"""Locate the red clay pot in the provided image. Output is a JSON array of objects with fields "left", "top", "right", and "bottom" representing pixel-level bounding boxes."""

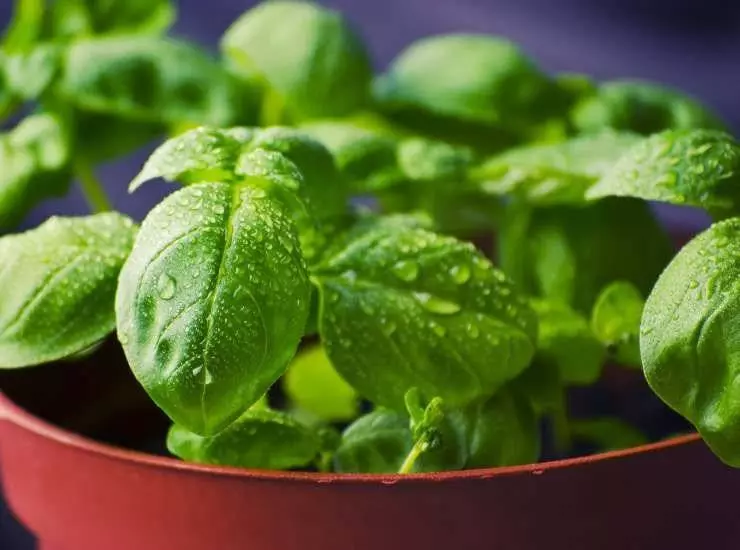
[{"left": 1, "top": 390, "right": 740, "bottom": 550}]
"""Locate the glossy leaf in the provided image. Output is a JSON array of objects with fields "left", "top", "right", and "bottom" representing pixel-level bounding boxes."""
[
  {"left": 396, "top": 138, "right": 473, "bottom": 183},
  {"left": 591, "top": 281, "right": 644, "bottom": 368},
  {"left": 333, "top": 409, "right": 412, "bottom": 473},
  {"left": 314, "top": 220, "right": 537, "bottom": 411},
  {"left": 471, "top": 131, "right": 641, "bottom": 205},
  {"left": 0, "top": 112, "right": 72, "bottom": 229},
  {"left": 284, "top": 345, "right": 359, "bottom": 423},
  {"left": 587, "top": 130, "right": 740, "bottom": 216},
  {"left": 56, "top": 36, "right": 255, "bottom": 127},
  {"left": 222, "top": 0, "right": 372, "bottom": 122},
  {"left": 375, "top": 34, "right": 562, "bottom": 130},
  {"left": 501, "top": 198, "right": 673, "bottom": 313},
  {"left": 116, "top": 183, "right": 311, "bottom": 435},
  {"left": 641, "top": 218, "right": 740, "bottom": 466},
  {"left": 407, "top": 393, "right": 469, "bottom": 473},
  {"left": 531, "top": 299, "right": 605, "bottom": 385},
  {"left": 467, "top": 388, "right": 540, "bottom": 467},
  {"left": 167, "top": 407, "right": 323, "bottom": 470},
  {"left": 0, "top": 213, "right": 137, "bottom": 368},
  {"left": 572, "top": 80, "right": 725, "bottom": 135}
]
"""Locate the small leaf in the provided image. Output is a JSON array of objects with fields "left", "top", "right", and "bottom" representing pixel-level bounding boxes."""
[
  {"left": 571, "top": 80, "right": 725, "bottom": 135},
  {"left": 116, "top": 183, "right": 311, "bottom": 435},
  {"left": 467, "top": 388, "right": 540, "bottom": 467},
  {"left": 284, "top": 345, "right": 359, "bottom": 423},
  {"left": 57, "top": 36, "right": 256, "bottom": 127},
  {"left": 471, "top": 131, "right": 641, "bottom": 205},
  {"left": 591, "top": 281, "right": 644, "bottom": 368},
  {"left": 0, "top": 112, "right": 73, "bottom": 229},
  {"left": 410, "top": 395, "right": 469, "bottom": 473},
  {"left": 396, "top": 138, "right": 473, "bottom": 182},
  {"left": 587, "top": 130, "right": 740, "bottom": 216},
  {"left": 2, "top": 45, "right": 62, "bottom": 101},
  {"left": 167, "top": 407, "right": 323, "bottom": 470},
  {"left": 314, "top": 219, "right": 537, "bottom": 411},
  {"left": 641, "top": 218, "right": 740, "bottom": 466},
  {"left": 0, "top": 213, "right": 137, "bottom": 368},
  {"left": 333, "top": 408, "right": 412, "bottom": 473},
  {"left": 222, "top": 0, "right": 372, "bottom": 122},
  {"left": 531, "top": 299, "right": 605, "bottom": 385},
  {"left": 570, "top": 417, "right": 648, "bottom": 452}
]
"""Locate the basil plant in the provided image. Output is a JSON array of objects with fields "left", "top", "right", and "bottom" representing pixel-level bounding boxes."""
[{"left": 0, "top": 0, "right": 737, "bottom": 474}]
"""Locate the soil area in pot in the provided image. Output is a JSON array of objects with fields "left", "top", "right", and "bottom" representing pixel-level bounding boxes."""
[{"left": 0, "top": 338, "right": 692, "bottom": 464}]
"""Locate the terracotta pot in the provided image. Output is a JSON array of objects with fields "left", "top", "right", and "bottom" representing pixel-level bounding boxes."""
[{"left": 1, "top": 380, "right": 740, "bottom": 550}]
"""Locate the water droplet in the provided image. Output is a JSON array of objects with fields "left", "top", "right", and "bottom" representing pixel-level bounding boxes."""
[
  {"left": 381, "top": 320, "right": 397, "bottom": 336},
  {"left": 466, "top": 324, "right": 480, "bottom": 338},
  {"left": 413, "top": 292, "right": 461, "bottom": 315},
  {"left": 157, "top": 273, "right": 176, "bottom": 300},
  {"left": 192, "top": 366, "right": 202, "bottom": 377},
  {"left": 449, "top": 265, "right": 471, "bottom": 284},
  {"left": 688, "top": 279, "right": 699, "bottom": 289},
  {"left": 204, "top": 369, "right": 214, "bottom": 384},
  {"left": 430, "top": 322, "right": 446, "bottom": 337},
  {"left": 391, "top": 260, "right": 419, "bottom": 282}
]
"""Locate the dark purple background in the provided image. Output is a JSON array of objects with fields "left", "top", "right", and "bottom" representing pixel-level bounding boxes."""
[{"left": 2, "top": 1, "right": 740, "bottom": 547}]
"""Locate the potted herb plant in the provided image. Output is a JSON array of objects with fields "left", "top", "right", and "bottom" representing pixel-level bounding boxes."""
[{"left": 1, "top": 1, "right": 739, "bottom": 549}]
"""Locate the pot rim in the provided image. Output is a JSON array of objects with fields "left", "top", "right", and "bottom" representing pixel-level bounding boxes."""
[{"left": 0, "top": 390, "right": 700, "bottom": 485}]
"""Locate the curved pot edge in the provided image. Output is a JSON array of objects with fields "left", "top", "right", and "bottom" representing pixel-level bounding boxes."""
[{"left": 0, "top": 390, "right": 706, "bottom": 484}]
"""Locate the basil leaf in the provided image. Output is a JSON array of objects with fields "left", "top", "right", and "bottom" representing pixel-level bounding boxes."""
[
  {"left": 299, "top": 121, "right": 404, "bottom": 192},
  {"left": 572, "top": 80, "right": 725, "bottom": 135},
  {"left": 501, "top": 198, "right": 673, "bottom": 313},
  {"left": 641, "top": 218, "right": 740, "bottom": 466},
  {"left": 587, "top": 130, "right": 740, "bottom": 217},
  {"left": 570, "top": 417, "right": 647, "bottom": 453},
  {"left": 397, "top": 138, "right": 473, "bottom": 183},
  {"left": 0, "top": 213, "right": 136, "bottom": 368},
  {"left": 284, "top": 345, "right": 359, "bottom": 423},
  {"left": 2, "top": 0, "right": 45, "bottom": 53},
  {"left": 56, "top": 36, "right": 256, "bottom": 127},
  {"left": 333, "top": 408, "right": 412, "bottom": 473},
  {"left": 591, "top": 281, "right": 644, "bottom": 368},
  {"left": 222, "top": 0, "right": 372, "bottom": 122},
  {"left": 48, "top": 0, "right": 175, "bottom": 40},
  {"left": 471, "top": 131, "right": 641, "bottom": 205},
  {"left": 116, "top": 183, "right": 311, "bottom": 435},
  {"left": 409, "top": 394, "right": 469, "bottom": 473},
  {"left": 0, "top": 112, "right": 72, "bottom": 230},
  {"left": 314, "top": 220, "right": 537, "bottom": 411},
  {"left": 531, "top": 299, "right": 605, "bottom": 385},
  {"left": 467, "top": 388, "right": 540, "bottom": 467},
  {"left": 510, "top": 360, "right": 563, "bottom": 417},
  {"left": 167, "top": 408, "right": 323, "bottom": 470},
  {"left": 2, "top": 45, "right": 62, "bottom": 101}
]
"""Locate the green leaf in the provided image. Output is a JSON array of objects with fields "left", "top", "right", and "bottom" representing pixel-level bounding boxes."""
[
  {"left": 313, "top": 219, "right": 537, "bottom": 411},
  {"left": 56, "top": 36, "right": 256, "bottom": 127},
  {"left": 640, "top": 218, "right": 740, "bottom": 467},
  {"left": 531, "top": 299, "right": 606, "bottom": 385},
  {"left": 222, "top": 0, "right": 372, "bottom": 122},
  {"left": 1, "top": 45, "right": 62, "bottom": 101},
  {"left": 396, "top": 138, "right": 473, "bottom": 183},
  {"left": 587, "top": 130, "right": 740, "bottom": 216},
  {"left": 406, "top": 393, "right": 469, "bottom": 473},
  {"left": 333, "top": 408, "right": 412, "bottom": 473},
  {"left": 167, "top": 407, "right": 324, "bottom": 470},
  {"left": 375, "top": 34, "right": 562, "bottom": 131},
  {"left": 48, "top": 0, "right": 175, "bottom": 40},
  {"left": 284, "top": 345, "right": 359, "bottom": 423},
  {"left": 116, "top": 183, "right": 311, "bottom": 435},
  {"left": 510, "top": 359, "right": 563, "bottom": 417},
  {"left": 570, "top": 417, "right": 648, "bottom": 452},
  {"left": 471, "top": 131, "right": 641, "bottom": 205},
  {"left": 0, "top": 112, "right": 73, "bottom": 230},
  {"left": 466, "top": 388, "right": 540, "bottom": 467},
  {"left": 0, "top": 213, "right": 137, "bottom": 368},
  {"left": 70, "top": 110, "right": 163, "bottom": 164},
  {"left": 501, "top": 198, "right": 673, "bottom": 313},
  {"left": 2, "top": 0, "right": 45, "bottom": 52},
  {"left": 591, "top": 281, "right": 644, "bottom": 368},
  {"left": 299, "top": 121, "right": 404, "bottom": 192},
  {"left": 572, "top": 80, "right": 726, "bottom": 135}
]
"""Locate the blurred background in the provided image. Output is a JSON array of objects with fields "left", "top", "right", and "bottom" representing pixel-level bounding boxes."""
[{"left": 1, "top": 0, "right": 739, "bottom": 547}]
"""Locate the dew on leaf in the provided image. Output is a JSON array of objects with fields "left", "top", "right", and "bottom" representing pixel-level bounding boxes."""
[
  {"left": 449, "top": 264, "right": 471, "bottom": 284},
  {"left": 413, "top": 292, "right": 461, "bottom": 315},
  {"left": 157, "top": 273, "right": 176, "bottom": 300},
  {"left": 391, "top": 260, "right": 419, "bottom": 282}
]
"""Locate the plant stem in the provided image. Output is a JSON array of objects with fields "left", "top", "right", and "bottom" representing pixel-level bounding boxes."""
[
  {"left": 76, "top": 161, "right": 112, "bottom": 213},
  {"left": 397, "top": 439, "right": 427, "bottom": 474}
]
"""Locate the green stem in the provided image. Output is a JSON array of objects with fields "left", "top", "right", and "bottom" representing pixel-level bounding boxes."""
[
  {"left": 398, "top": 439, "right": 427, "bottom": 474},
  {"left": 75, "top": 161, "right": 112, "bottom": 213}
]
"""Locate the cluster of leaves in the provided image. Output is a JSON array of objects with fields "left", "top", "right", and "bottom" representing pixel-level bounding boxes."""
[{"left": 0, "top": 0, "right": 737, "bottom": 473}]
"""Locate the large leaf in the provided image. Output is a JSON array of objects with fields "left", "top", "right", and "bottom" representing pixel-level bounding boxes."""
[
  {"left": 313, "top": 219, "right": 537, "bottom": 410},
  {"left": 587, "top": 130, "right": 740, "bottom": 217},
  {"left": 0, "top": 213, "right": 137, "bottom": 368},
  {"left": 591, "top": 281, "right": 644, "bottom": 368},
  {"left": 116, "top": 183, "right": 311, "bottom": 435},
  {"left": 641, "top": 218, "right": 740, "bottom": 466},
  {"left": 222, "top": 0, "right": 372, "bottom": 122}
]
